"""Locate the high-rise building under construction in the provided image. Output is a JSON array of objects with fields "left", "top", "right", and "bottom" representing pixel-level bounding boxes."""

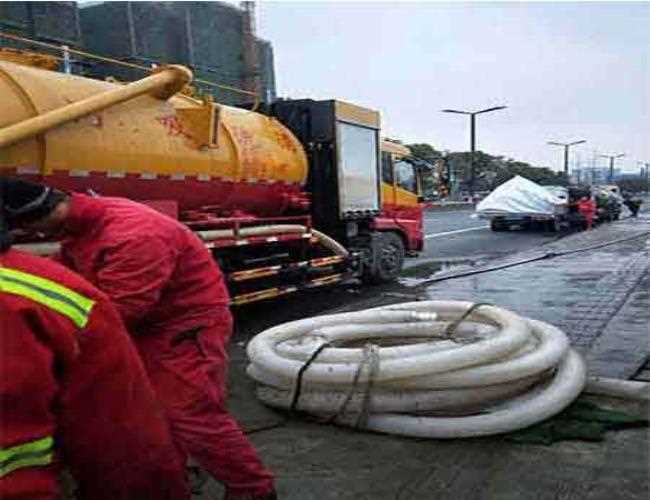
[{"left": 0, "top": 1, "right": 276, "bottom": 105}]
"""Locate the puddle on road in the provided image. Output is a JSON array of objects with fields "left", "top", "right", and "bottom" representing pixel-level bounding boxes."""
[{"left": 399, "top": 258, "right": 478, "bottom": 286}]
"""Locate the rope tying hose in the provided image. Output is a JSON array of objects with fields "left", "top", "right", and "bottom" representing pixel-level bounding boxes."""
[
  {"left": 290, "top": 340, "right": 381, "bottom": 429},
  {"left": 443, "top": 302, "right": 492, "bottom": 338},
  {"left": 356, "top": 344, "right": 380, "bottom": 429},
  {"left": 325, "top": 343, "right": 373, "bottom": 426},
  {"left": 289, "top": 342, "right": 331, "bottom": 415}
]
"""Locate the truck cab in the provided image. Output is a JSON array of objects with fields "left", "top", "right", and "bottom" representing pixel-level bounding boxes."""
[
  {"left": 269, "top": 100, "right": 426, "bottom": 283},
  {"left": 377, "top": 139, "right": 426, "bottom": 253}
]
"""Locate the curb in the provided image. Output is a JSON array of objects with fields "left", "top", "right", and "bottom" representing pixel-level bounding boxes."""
[{"left": 425, "top": 202, "right": 475, "bottom": 212}]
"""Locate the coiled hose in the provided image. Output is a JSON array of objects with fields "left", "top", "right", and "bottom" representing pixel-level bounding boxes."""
[{"left": 247, "top": 301, "right": 588, "bottom": 438}]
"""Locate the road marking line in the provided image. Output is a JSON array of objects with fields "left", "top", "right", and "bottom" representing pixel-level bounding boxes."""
[{"left": 425, "top": 226, "right": 489, "bottom": 239}]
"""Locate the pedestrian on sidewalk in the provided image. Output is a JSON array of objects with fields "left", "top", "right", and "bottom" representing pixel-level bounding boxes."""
[
  {"left": 623, "top": 193, "right": 642, "bottom": 217},
  {"left": 0, "top": 187, "right": 189, "bottom": 499},
  {"left": 577, "top": 196, "right": 597, "bottom": 230},
  {"left": 2, "top": 178, "right": 276, "bottom": 500}
]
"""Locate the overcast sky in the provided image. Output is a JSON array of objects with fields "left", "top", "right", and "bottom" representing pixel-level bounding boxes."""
[{"left": 257, "top": 1, "right": 649, "bottom": 173}]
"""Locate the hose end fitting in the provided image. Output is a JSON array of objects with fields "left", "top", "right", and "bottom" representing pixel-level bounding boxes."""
[{"left": 414, "top": 312, "right": 438, "bottom": 322}]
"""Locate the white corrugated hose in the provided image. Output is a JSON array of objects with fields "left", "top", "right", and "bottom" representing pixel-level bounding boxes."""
[{"left": 246, "top": 301, "right": 590, "bottom": 438}]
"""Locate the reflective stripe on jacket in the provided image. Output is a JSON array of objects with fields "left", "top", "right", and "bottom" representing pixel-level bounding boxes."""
[
  {"left": 0, "top": 265, "right": 94, "bottom": 481},
  {"left": 0, "top": 267, "right": 94, "bottom": 328},
  {"left": 0, "top": 436, "right": 54, "bottom": 478}
]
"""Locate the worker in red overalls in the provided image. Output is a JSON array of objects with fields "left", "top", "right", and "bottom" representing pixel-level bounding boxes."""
[
  {"left": 0, "top": 186, "right": 188, "bottom": 499},
  {"left": 2, "top": 178, "right": 276, "bottom": 500},
  {"left": 577, "top": 196, "right": 597, "bottom": 230}
]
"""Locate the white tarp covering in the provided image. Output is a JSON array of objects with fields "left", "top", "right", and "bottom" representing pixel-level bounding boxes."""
[
  {"left": 476, "top": 176, "right": 567, "bottom": 217},
  {"left": 543, "top": 186, "right": 569, "bottom": 201}
]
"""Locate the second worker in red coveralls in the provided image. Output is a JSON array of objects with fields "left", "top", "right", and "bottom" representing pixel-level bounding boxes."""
[{"left": 3, "top": 178, "right": 276, "bottom": 500}]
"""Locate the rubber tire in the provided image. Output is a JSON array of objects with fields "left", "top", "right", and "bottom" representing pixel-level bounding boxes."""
[
  {"left": 548, "top": 219, "right": 561, "bottom": 233},
  {"left": 491, "top": 220, "right": 505, "bottom": 232},
  {"left": 365, "top": 232, "right": 405, "bottom": 284}
]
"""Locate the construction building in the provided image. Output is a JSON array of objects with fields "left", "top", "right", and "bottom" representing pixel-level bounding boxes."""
[
  {"left": 0, "top": 1, "right": 81, "bottom": 46},
  {"left": 0, "top": 1, "right": 276, "bottom": 105}
]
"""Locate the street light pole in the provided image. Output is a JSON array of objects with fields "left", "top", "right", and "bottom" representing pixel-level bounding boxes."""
[
  {"left": 599, "top": 153, "right": 625, "bottom": 182},
  {"left": 547, "top": 140, "right": 586, "bottom": 179},
  {"left": 564, "top": 146, "right": 569, "bottom": 177},
  {"left": 640, "top": 161, "right": 650, "bottom": 194},
  {"left": 469, "top": 113, "right": 476, "bottom": 196},
  {"left": 442, "top": 105, "right": 507, "bottom": 196},
  {"left": 608, "top": 157, "right": 614, "bottom": 181}
]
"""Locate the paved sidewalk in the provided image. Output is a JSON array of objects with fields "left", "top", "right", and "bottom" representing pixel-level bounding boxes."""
[
  {"left": 197, "top": 216, "right": 650, "bottom": 500},
  {"left": 418, "top": 216, "right": 650, "bottom": 378}
]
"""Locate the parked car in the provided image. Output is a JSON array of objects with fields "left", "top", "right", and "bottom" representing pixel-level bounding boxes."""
[{"left": 477, "top": 176, "right": 569, "bottom": 233}]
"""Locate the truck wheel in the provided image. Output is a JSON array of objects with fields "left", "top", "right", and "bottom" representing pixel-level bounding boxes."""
[
  {"left": 548, "top": 219, "right": 561, "bottom": 232},
  {"left": 364, "top": 232, "right": 405, "bottom": 284}
]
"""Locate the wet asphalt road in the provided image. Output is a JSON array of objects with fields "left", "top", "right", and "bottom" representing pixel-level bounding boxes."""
[
  {"left": 234, "top": 208, "right": 569, "bottom": 338},
  {"left": 420, "top": 209, "right": 563, "bottom": 261}
]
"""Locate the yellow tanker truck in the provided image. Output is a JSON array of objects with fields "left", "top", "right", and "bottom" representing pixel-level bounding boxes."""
[{"left": 0, "top": 47, "right": 428, "bottom": 305}]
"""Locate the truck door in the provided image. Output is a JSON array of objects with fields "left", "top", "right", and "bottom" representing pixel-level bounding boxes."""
[
  {"left": 378, "top": 150, "right": 424, "bottom": 252},
  {"left": 394, "top": 159, "right": 424, "bottom": 250}
]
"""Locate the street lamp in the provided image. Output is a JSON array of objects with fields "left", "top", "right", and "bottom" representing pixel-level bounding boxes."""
[
  {"left": 441, "top": 105, "right": 507, "bottom": 196},
  {"left": 547, "top": 140, "right": 586, "bottom": 178},
  {"left": 638, "top": 161, "right": 650, "bottom": 194},
  {"left": 599, "top": 153, "right": 625, "bottom": 182}
]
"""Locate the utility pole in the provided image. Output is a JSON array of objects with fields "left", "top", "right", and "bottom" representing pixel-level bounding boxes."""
[
  {"left": 600, "top": 153, "right": 625, "bottom": 183},
  {"left": 547, "top": 140, "right": 586, "bottom": 179},
  {"left": 640, "top": 161, "right": 650, "bottom": 194},
  {"left": 444, "top": 151, "right": 453, "bottom": 198},
  {"left": 441, "top": 106, "right": 507, "bottom": 196}
]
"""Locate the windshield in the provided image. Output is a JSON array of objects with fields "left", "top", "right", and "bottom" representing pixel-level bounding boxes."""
[{"left": 394, "top": 159, "right": 417, "bottom": 193}]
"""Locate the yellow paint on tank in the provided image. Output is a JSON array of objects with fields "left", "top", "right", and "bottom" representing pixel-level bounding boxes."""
[
  {"left": 0, "top": 61, "right": 308, "bottom": 185},
  {"left": 0, "top": 48, "right": 59, "bottom": 70}
]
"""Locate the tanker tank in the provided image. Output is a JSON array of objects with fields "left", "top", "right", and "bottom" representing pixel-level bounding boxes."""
[{"left": 0, "top": 59, "right": 309, "bottom": 217}]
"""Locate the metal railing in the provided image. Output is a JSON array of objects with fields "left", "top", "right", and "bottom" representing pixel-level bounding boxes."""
[{"left": 0, "top": 31, "right": 260, "bottom": 110}]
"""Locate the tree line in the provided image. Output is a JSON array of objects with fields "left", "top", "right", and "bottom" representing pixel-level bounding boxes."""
[
  {"left": 407, "top": 143, "right": 568, "bottom": 195},
  {"left": 407, "top": 143, "right": 650, "bottom": 196}
]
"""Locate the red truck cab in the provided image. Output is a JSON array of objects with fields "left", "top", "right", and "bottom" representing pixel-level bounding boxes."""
[{"left": 376, "top": 140, "right": 426, "bottom": 254}]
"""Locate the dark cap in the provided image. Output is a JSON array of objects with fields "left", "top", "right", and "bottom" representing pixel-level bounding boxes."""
[{"left": 0, "top": 177, "right": 66, "bottom": 229}]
